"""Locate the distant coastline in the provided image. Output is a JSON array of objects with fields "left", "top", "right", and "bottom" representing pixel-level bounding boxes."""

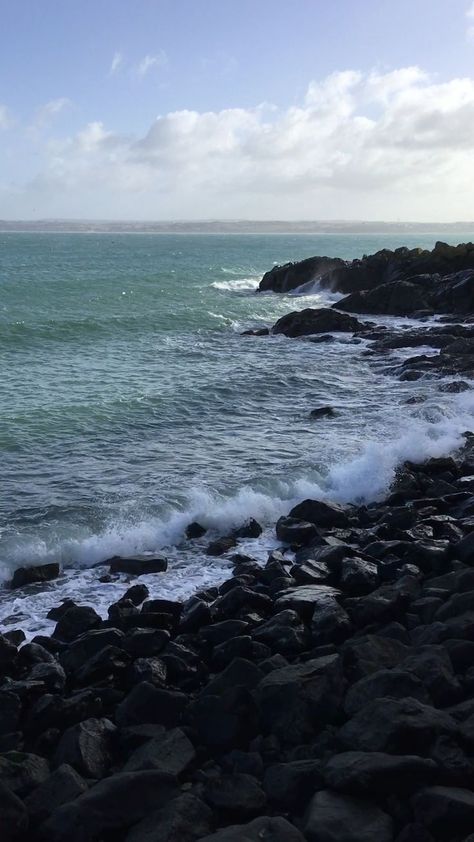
[{"left": 2, "top": 218, "right": 474, "bottom": 234}]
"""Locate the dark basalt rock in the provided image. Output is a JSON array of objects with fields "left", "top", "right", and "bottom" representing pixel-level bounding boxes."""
[
  {"left": 186, "top": 521, "right": 207, "bottom": 539},
  {"left": 324, "top": 751, "right": 437, "bottom": 795},
  {"left": 310, "top": 406, "right": 336, "bottom": 419},
  {"left": 108, "top": 554, "right": 168, "bottom": 575},
  {"left": 53, "top": 717, "right": 116, "bottom": 779},
  {"left": 289, "top": 498, "right": 350, "bottom": 528},
  {"left": 24, "top": 763, "right": 88, "bottom": 823},
  {"left": 121, "top": 584, "right": 150, "bottom": 605},
  {"left": 123, "top": 727, "right": 195, "bottom": 776},
  {"left": 53, "top": 605, "right": 102, "bottom": 642},
  {"left": 10, "top": 562, "right": 60, "bottom": 590},
  {"left": 124, "top": 792, "right": 213, "bottom": 842},
  {"left": 198, "top": 816, "right": 306, "bottom": 841},
  {"left": 259, "top": 255, "right": 345, "bottom": 294},
  {"left": 412, "top": 786, "right": 474, "bottom": 837},
  {"left": 272, "top": 307, "right": 365, "bottom": 337},
  {"left": 203, "top": 772, "right": 266, "bottom": 819},
  {"left": 206, "top": 536, "right": 237, "bottom": 556},
  {"left": 233, "top": 518, "right": 263, "bottom": 539},
  {"left": 0, "top": 752, "right": 50, "bottom": 797},
  {"left": 116, "top": 683, "right": 187, "bottom": 728},
  {"left": 344, "top": 669, "right": 431, "bottom": 715},
  {"left": 0, "top": 780, "right": 28, "bottom": 839},
  {"left": 264, "top": 759, "right": 323, "bottom": 808},
  {"left": 304, "top": 788, "right": 394, "bottom": 842},
  {"left": 275, "top": 516, "right": 319, "bottom": 546}
]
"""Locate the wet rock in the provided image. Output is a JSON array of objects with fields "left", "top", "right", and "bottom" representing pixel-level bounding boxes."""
[
  {"left": 127, "top": 656, "right": 167, "bottom": 688},
  {"left": 0, "top": 692, "right": 21, "bottom": 737},
  {"left": 311, "top": 594, "right": 353, "bottom": 644},
  {"left": 60, "top": 627, "right": 125, "bottom": 672},
  {"left": 124, "top": 792, "right": 213, "bottom": 842},
  {"left": 179, "top": 597, "right": 212, "bottom": 632},
  {"left": 233, "top": 519, "right": 263, "bottom": 539},
  {"left": 310, "top": 406, "right": 336, "bottom": 419},
  {"left": 10, "top": 562, "right": 60, "bottom": 589},
  {"left": 339, "top": 557, "right": 379, "bottom": 595},
  {"left": 342, "top": 634, "right": 411, "bottom": 680},
  {"left": 108, "top": 555, "right": 168, "bottom": 575},
  {"left": 41, "top": 770, "right": 178, "bottom": 842},
  {"left": 73, "top": 644, "right": 131, "bottom": 686},
  {"left": 252, "top": 610, "right": 308, "bottom": 657},
  {"left": 204, "top": 772, "right": 266, "bottom": 818},
  {"left": 192, "top": 687, "right": 259, "bottom": 751},
  {"left": 200, "top": 658, "right": 263, "bottom": 698},
  {"left": 276, "top": 584, "right": 341, "bottom": 622},
  {"left": 124, "top": 727, "right": 195, "bottom": 776},
  {"left": 289, "top": 498, "right": 350, "bottom": 528},
  {"left": 339, "top": 697, "right": 457, "bottom": 754},
  {"left": 198, "top": 816, "right": 306, "bottom": 841},
  {"left": 24, "top": 763, "right": 88, "bottom": 822},
  {"left": 53, "top": 605, "right": 102, "bottom": 642},
  {"left": 254, "top": 654, "right": 344, "bottom": 744},
  {"left": 324, "top": 751, "right": 437, "bottom": 795},
  {"left": 122, "top": 629, "right": 170, "bottom": 657},
  {"left": 259, "top": 255, "right": 345, "bottom": 294},
  {"left": 47, "top": 599, "right": 77, "bottom": 620},
  {"left": 272, "top": 307, "right": 364, "bottom": 337},
  {"left": 29, "top": 660, "right": 67, "bottom": 692},
  {"left": 199, "top": 619, "right": 249, "bottom": 646},
  {"left": 186, "top": 521, "right": 207, "bottom": 539},
  {"left": 304, "top": 789, "right": 393, "bottom": 842},
  {"left": 264, "top": 759, "right": 323, "bottom": 809},
  {"left": 108, "top": 599, "right": 140, "bottom": 622},
  {"left": 455, "top": 531, "right": 474, "bottom": 564},
  {"left": 121, "top": 584, "right": 150, "bottom": 605},
  {"left": 206, "top": 536, "right": 237, "bottom": 556},
  {"left": 412, "top": 786, "right": 474, "bottom": 837},
  {"left": 0, "top": 634, "right": 19, "bottom": 669},
  {"left": 276, "top": 516, "right": 319, "bottom": 546},
  {"left": 211, "top": 636, "right": 270, "bottom": 670}
]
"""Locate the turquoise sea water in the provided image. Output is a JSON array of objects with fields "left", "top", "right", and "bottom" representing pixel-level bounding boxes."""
[{"left": 2, "top": 232, "right": 474, "bottom": 633}]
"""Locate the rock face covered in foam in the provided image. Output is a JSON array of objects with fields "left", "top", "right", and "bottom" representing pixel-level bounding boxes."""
[{"left": 259, "top": 241, "right": 474, "bottom": 317}]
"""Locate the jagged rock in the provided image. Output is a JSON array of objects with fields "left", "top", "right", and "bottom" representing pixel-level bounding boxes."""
[
  {"left": 339, "top": 557, "right": 379, "bottom": 595},
  {"left": 179, "top": 597, "right": 212, "bottom": 632},
  {"left": 0, "top": 692, "right": 21, "bottom": 736},
  {"left": 339, "top": 697, "right": 457, "bottom": 754},
  {"left": 191, "top": 688, "right": 259, "bottom": 751},
  {"left": 60, "top": 628, "right": 125, "bottom": 672},
  {"left": 53, "top": 605, "right": 102, "bottom": 642},
  {"left": 197, "top": 816, "right": 306, "bottom": 841},
  {"left": 24, "top": 763, "right": 88, "bottom": 822},
  {"left": 233, "top": 519, "right": 263, "bottom": 539},
  {"left": 10, "top": 563, "right": 60, "bottom": 589},
  {"left": 324, "top": 751, "right": 437, "bottom": 795},
  {"left": 116, "top": 683, "right": 187, "bottom": 728},
  {"left": 275, "top": 585, "right": 341, "bottom": 622},
  {"left": 264, "top": 760, "right": 323, "bottom": 808},
  {"left": 200, "top": 658, "right": 263, "bottom": 698},
  {"left": 342, "top": 634, "right": 411, "bottom": 679},
  {"left": 121, "top": 584, "right": 150, "bottom": 605},
  {"left": 259, "top": 255, "right": 345, "bottom": 293},
  {"left": 29, "top": 660, "right": 66, "bottom": 692},
  {"left": 254, "top": 654, "right": 344, "bottom": 744},
  {"left": 252, "top": 610, "right": 308, "bottom": 656},
  {"left": 124, "top": 793, "right": 213, "bottom": 842},
  {"left": 41, "top": 770, "right": 178, "bottom": 842},
  {"left": 0, "top": 634, "right": 19, "bottom": 668},
  {"left": 311, "top": 594, "right": 353, "bottom": 644},
  {"left": 122, "top": 629, "right": 170, "bottom": 657},
  {"left": 53, "top": 717, "right": 116, "bottom": 779},
  {"left": 344, "top": 669, "right": 431, "bottom": 715},
  {"left": 123, "top": 727, "right": 195, "bottom": 776},
  {"left": 73, "top": 645, "right": 131, "bottom": 686},
  {"left": 186, "top": 522, "right": 207, "bottom": 539},
  {"left": 206, "top": 537, "right": 237, "bottom": 556},
  {"left": 47, "top": 599, "right": 77, "bottom": 620},
  {"left": 276, "top": 517, "right": 319, "bottom": 546},
  {"left": 203, "top": 772, "right": 266, "bottom": 818},
  {"left": 304, "top": 789, "right": 394, "bottom": 842},
  {"left": 108, "top": 555, "right": 168, "bottom": 575},
  {"left": 127, "top": 656, "right": 167, "bottom": 688}
]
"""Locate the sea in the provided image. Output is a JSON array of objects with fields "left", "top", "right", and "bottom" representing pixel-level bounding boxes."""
[{"left": 2, "top": 231, "right": 474, "bottom": 636}]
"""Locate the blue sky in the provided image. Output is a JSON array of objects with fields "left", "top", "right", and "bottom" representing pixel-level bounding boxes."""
[{"left": 2, "top": 0, "right": 474, "bottom": 219}]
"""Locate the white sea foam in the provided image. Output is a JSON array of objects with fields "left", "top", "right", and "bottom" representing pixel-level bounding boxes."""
[{"left": 211, "top": 277, "right": 260, "bottom": 292}]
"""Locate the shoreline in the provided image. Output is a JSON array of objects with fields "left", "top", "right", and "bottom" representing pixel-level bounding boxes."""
[{"left": 2, "top": 242, "right": 474, "bottom": 840}]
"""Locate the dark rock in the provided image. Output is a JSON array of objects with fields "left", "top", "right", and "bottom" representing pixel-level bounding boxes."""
[
  {"left": 412, "top": 786, "right": 474, "bottom": 837},
  {"left": 47, "top": 599, "right": 77, "bottom": 620},
  {"left": 289, "top": 498, "right": 350, "bottom": 528},
  {"left": 272, "top": 307, "right": 364, "bottom": 337},
  {"left": 186, "top": 521, "right": 207, "bottom": 539},
  {"left": 0, "top": 752, "right": 50, "bottom": 796},
  {"left": 24, "top": 763, "right": 88, "bottom": 822},
  {"left": 339, "top": 697, "right": 457, "bottom": 754},
  {"left": 345, "top": 575, "right": 420, "bottom": 627},
  {"left": 10, "top": 562, "right": 60, "bottom": 589},
  {"left": 198, "top": 816, "right": 306, "bottom": 841},
  {"left": 206, "top": 536, "right": 237, "bottom": 556},
  {"left": 60, "top": 628, "right": 125, "bottom": 672},
  {"left": 264, "top": 759, "right": 323, "bottom": 808},
  {"left": 29, "top": 661, "right": 66, "bottom": 692},
  {"left": 342, "top": 634, "right": 411, "bottom": 679},
  {"left": 53, "top": 605, "right": 102, "bottom": 642},
  {"left": 42, "top": 770, "right": 178, "bottom": 842},
  {"left": 212, "top": 586, "right": 272, "bottom": 620},
  {"left": 192, "top": 687, "right": 258, "bottom": 751},
  {"left": 0, "top": 634, "right": 19, "bottom": 668},
  {"left": 401, "top": 646, "right": 461, "bottom": 707},
  {"left": 211, "top": 636, "right": 270, "bottom": 670},
  {"left": 122, "top": 629, "right": 170, "bottom": 657},
  {"left": 200, "top": 619, "right": 249, "bottom": 646},
  {"left": 304, "top": 789, "right": 393, "bottom": 842},
  {"left": 179, "top": 597, "right": 212, "bottom": 632},
  {"left": 116, "top": 683, "right": 187, "bottom": 728},
  {"left": 276, "top": 516, "right": 319, "bottom": 546},
  {"left": 233, "top": 519, "right": 263, "bottom": 539},
  {"left": 204, "top": 772, "right": 266, "bottom": 818},
  {"left": 127, "top": 656, "right": 167, "bottom": 688},
  {"left": 254, "top": 654, "right": 344, "bottom": 744},
  {"left": 0, "top": 693, "right": 21, "bottom": 737},
  {"left": 311, "top": 593, "right": 353, "bottom": 644},
  {"left": 124, "top": 727, "right": 195, "bottom": 776},
  {"left": 142, "top": 598, "right": 182, "bottom": 618},
  {"left": 0, "top": 780, "right": 28, "bottom": 840},
  {"left": 252, "top": 610, "right": 308, "bottom": 656},
  {"left": 121, "top": 584, "right": 150, "bottom": 605},
  {"left": 310, "top": 406, "right": 336, "bottom": 419},
  {"left": 108, "top": 554, "right": 168, "bottom": 575},
  {"left": 455, "top": 531, "right": 474, "bottom": 564},
  {"left": 73, "top": 644, "right": 131, "bottom": 686},
  {"left": 259, "top": 255, "right": 345, "bottom": 294},
  {"left": 124, "top": 792, "right": 213, "bottom": 842},
  {"left": 108, "top": 599, "right": 140, "bottom": 621},
  {"left": 53, "top": 717, "right": 115, "bottom": 779},
  {"left": 339, "top": 557, "right": 379, "bottom": 595},
  {"left": 344, "top": 669, "right": 431, "bottom": 715},
  {"left": 200, "top": 658, "right": 263, "bottom": 698},
  {"left": 324, "top": 751, "right": 437, "bottom": 795}
]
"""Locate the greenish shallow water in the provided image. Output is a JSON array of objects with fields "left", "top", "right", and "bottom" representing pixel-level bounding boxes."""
[{"left": 1, "top": 232, "right": 474, "bottom": 635}]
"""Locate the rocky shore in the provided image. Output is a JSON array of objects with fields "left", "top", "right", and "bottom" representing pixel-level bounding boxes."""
[{"left": 2, "top": 243, "right": 474, "bottom": 842}]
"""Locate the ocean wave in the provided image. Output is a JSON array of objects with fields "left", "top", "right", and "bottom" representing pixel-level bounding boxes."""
[{"left": 211, "top": 277, "right": 260, "bottom": 292}]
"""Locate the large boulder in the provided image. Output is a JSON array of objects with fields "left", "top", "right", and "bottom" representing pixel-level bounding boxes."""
[
  {"left": 53, "top": 717, "right": 116, "bottom": 779},
  {"left": 412, "top": 786, "right": 474, "bottom": 837},
  {"left": 197, "top": 816, "right": 306, "bottom": 842},
  {"left": 124, "top": 793, "right": 212, "bottom": 842},
  {"left": 304, "top": 789, "right": 393, "bottom": 842},
  {"left": 259, "top": 256, "right": 345, "bottom": 293},
  {"left": 271, "top": 308, "right": 364, "bottom": 338},
  {"left": 288, "top": 499, "right": 350, "bottom": 528},
  {"left": 323, "top": 751, "right": 437, "bottom": 795},
  {"left": 10, "top": 563, "right": 60, "bottom": 589}
]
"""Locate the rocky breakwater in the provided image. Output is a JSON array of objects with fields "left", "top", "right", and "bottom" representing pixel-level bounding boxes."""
[
  {"left": 259, "top": 240, "right": 474, "bottom": 317},
  {"left": 2, "top": 446, "right": 474, "bottom": 840}
]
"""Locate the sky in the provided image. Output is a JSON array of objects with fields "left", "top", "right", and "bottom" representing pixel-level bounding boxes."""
[{"left": 2, "top": 0, "right": 474, "bottom": 221}]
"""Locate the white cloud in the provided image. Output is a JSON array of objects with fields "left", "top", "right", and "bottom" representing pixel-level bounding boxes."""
[
  {"left": 136, "top": 51, "right": 168, "bottom": 77},
  {"left": 0, "top": 105, "right": 13, "bottom": 130},
  {"left": 6, "top": 66, "right": 474, "bottom": 220},
  {"left": 33, "top": 98, "right": 71, "bottom": 131},
  {"left": 109, "top": 51, "right": 123, "bottom": 76}
]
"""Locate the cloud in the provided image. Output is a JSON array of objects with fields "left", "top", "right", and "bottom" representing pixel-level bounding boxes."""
[
  {"left": 136, "top": 51, "right": 168, "bottom": 77},
  {"left": 0, "top": 105, "right": 13, "bottom": 130},
  {"left": 109, "top": 51, "right": 123, "bottom": 76},
  {"left": 6, "top": 66, "right": 474, "bottom": 220},
  {"left": 33, "top": 98, "right": 71, "bottom": 131}
]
